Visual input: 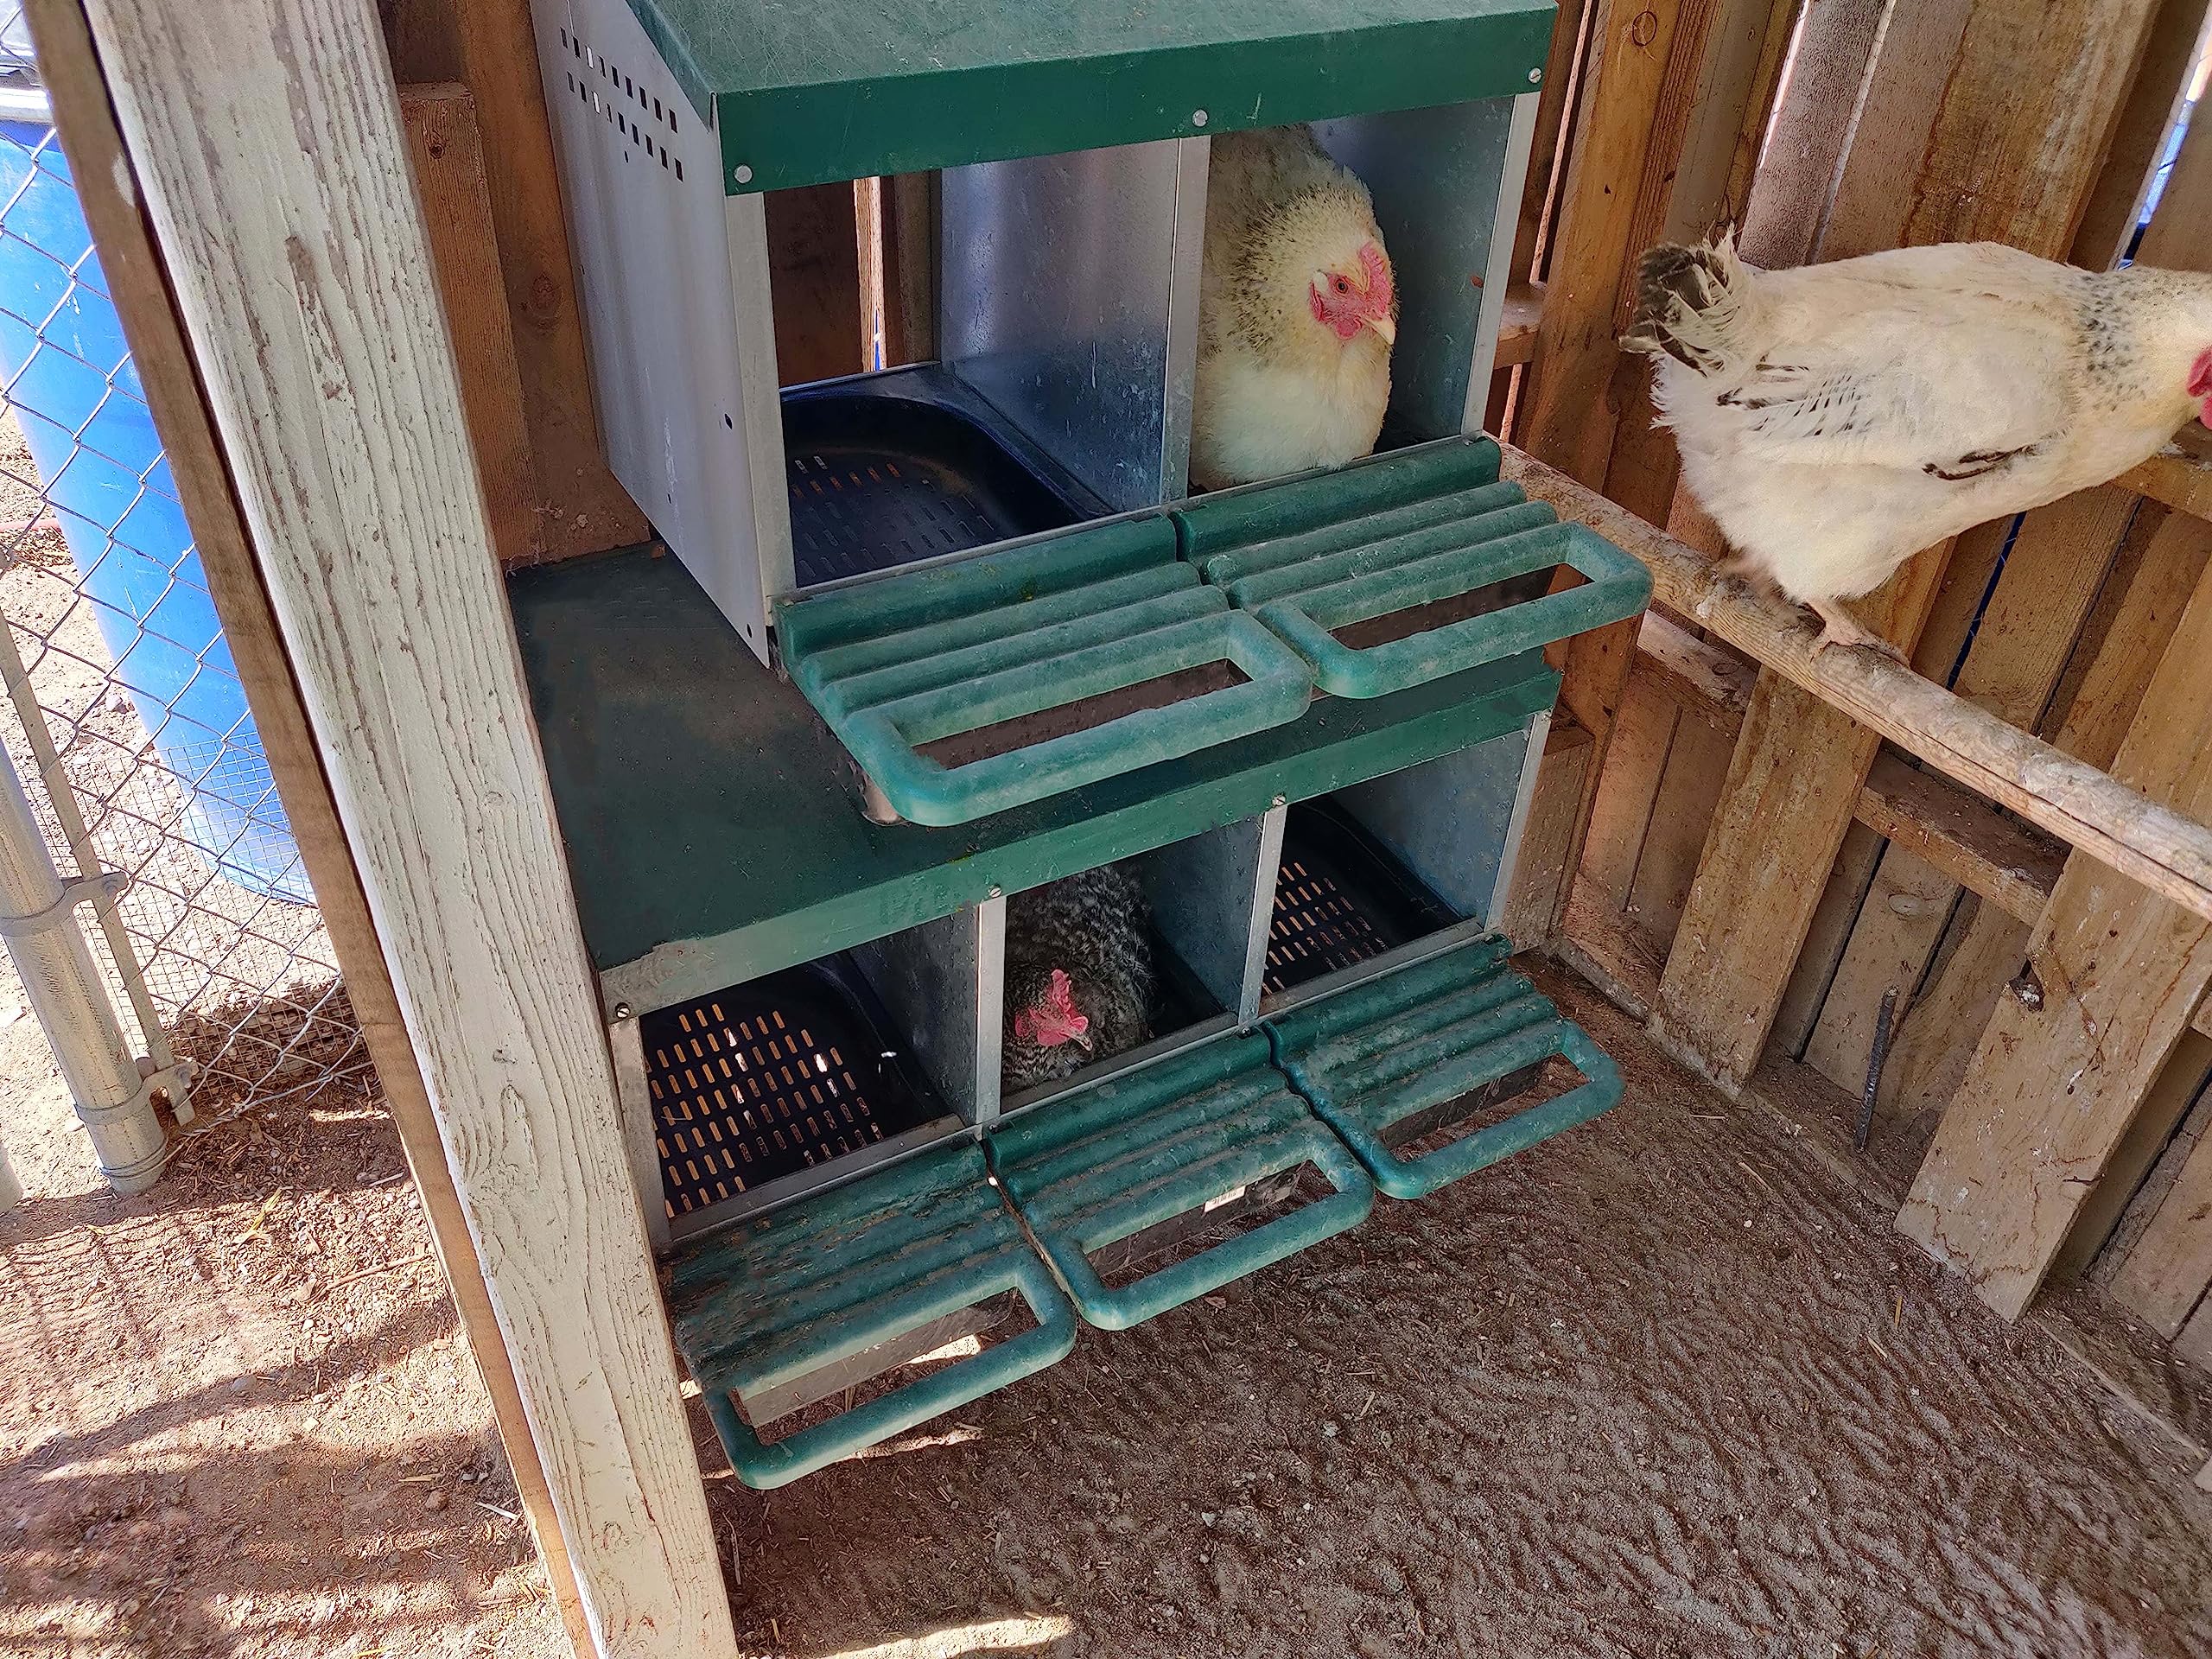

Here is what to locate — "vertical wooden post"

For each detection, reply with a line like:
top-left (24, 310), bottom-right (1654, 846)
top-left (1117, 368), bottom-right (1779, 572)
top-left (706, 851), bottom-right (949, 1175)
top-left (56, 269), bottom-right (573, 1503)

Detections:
top-left (74, 0), bottom-right (736, 1652)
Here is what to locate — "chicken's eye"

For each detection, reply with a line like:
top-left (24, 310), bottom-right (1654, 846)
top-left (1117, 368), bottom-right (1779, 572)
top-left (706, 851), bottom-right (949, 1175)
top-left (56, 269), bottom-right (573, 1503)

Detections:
top-left (1331, 276), bottom-right (1351, 296)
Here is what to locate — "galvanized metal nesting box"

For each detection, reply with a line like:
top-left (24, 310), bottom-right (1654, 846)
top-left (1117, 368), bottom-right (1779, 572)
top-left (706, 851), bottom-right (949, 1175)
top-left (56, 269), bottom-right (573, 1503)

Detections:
top-left (514, 0), bottom-right (1651, 1486)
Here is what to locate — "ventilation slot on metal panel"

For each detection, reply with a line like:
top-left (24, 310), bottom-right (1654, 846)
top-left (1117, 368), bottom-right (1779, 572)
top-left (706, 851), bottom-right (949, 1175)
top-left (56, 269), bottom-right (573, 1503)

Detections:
top-left (640, 961), bottom-right (938, 1223)
top-left (1264, 804), bottom-right (1458, 995)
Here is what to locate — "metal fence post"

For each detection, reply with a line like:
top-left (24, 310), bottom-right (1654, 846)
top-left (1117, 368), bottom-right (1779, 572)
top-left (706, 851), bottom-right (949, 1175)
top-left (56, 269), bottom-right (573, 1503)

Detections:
top-left (0, 733), bottom-right (164, 1192)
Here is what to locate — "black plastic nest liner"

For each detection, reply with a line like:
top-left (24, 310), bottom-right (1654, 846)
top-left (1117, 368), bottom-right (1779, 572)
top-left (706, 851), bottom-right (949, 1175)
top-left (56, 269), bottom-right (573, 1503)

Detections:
top-left (1266, 802), bottom-right (1459, 995)
top-left (639, 955), bottom-right (943, 1221)
top-left (782, 380), bottom-right (1089, 585)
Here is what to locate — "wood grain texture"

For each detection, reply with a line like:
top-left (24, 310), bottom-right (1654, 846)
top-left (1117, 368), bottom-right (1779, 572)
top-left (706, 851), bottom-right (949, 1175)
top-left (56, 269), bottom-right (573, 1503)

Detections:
top-left (385, 0), bottom-right (650, 562)
top-left (1876, 898), bottom-right (2028, 1126)
top-left (1494, 282), bottom-right (1543, 368)
top-left (1853, 753), bottom-right (2066, 929)
top-left (1815, 0), bottom-right (1975, 261)
top-left (2123, 23), bottom-right (2212, 275)
top-left (77, 0), bottom-right (735, 1650)
top-left (1636, 610), bottom-right (1755, 722)
top-left (765, 182), bottom-right (866, 386)
top-left (1738, 0), bottom-right (1886, 269)
top-left (1808, 487), bottom-right (2134, 1099)
top-left (1520, 0), bottom-right (1717, 487)
top-left (1899, 557), bottom-right (2212, 1320)
top-left (2101, 1045), bottom-right (2212, 1332)
top-left (400, 85), bottom-right (535, 570)
top-left (1899, 0), bottom-right (2164, 252)
top-left (2070, 0), bottom-right (2212, 270)
top-left (1512, 0), bottom-right (1596, 284)
top-left (1501, 717), bottom-right (1593, 948)
top-left (22, 3), bottom-right (593, 1650)
top-left (1504, 447), bottom-right (2212, 927)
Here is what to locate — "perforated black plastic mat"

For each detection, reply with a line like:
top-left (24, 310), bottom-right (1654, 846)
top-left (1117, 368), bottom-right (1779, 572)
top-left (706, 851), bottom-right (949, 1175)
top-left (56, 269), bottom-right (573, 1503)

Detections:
top-left (1265, 804), bottom-right (1458, 995)
top-left (639, 957), bottom-right (939, 1222)
top-left (782, 383), bottom-right (1083, 586)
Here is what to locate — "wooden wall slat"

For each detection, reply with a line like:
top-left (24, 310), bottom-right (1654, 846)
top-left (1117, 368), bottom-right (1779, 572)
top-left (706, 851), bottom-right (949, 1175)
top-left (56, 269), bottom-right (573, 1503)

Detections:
top-left (1738, 0), bottom-right (1886, 269)
top-left (1899, 557), bottom-right (2212, 1320)
top-left (2071, 0), bottom-right (2212, 270)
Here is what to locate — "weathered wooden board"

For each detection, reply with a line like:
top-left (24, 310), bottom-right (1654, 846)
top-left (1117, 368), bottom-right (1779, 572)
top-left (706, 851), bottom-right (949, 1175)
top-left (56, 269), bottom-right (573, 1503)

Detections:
top-left (78, 0), bottom-right (737, 1649)
top-left (1899, 557), bottom-right (2212, 1320)
top-left (385, 0), bottom-right (651, 562)
top-left (400, 85), bottom-right (536, 571)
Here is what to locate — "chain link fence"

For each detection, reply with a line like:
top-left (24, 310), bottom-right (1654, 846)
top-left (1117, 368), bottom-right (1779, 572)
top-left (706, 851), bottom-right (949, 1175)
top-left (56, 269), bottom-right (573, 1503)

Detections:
top-left (0, 13), bottom-right (369, 1154)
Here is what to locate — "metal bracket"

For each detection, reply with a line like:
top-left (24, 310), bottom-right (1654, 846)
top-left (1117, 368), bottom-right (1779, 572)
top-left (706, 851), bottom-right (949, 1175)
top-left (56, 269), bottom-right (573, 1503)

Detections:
top-left (78, 1057), bottom-right (199, 1132)
top-left (0, 868), bottom-right (127, 940)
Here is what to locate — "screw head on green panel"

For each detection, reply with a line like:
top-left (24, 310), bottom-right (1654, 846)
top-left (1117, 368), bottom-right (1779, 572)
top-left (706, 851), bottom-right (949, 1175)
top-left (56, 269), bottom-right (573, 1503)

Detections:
top-left (734, 163), bottom-right (754, 184)
top-left (1529, 68), bottom-right (1542, 84)
top-left (1192, 109), bottom-right (1209, 128)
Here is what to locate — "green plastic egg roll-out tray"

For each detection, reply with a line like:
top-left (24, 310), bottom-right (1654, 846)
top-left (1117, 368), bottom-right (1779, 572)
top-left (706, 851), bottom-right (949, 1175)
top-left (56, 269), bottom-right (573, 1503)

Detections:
top-left (987, 1033), bottom-right (1374, 1331)
top-left (1263, 936), bottom-right (1624, 1202)
top-left (666, 1140), bottom-right (1076, 1489)
top-left (1173, 439), bottom-right (1656, 701)
top-left (777, 515), bottom-right (1316, 826)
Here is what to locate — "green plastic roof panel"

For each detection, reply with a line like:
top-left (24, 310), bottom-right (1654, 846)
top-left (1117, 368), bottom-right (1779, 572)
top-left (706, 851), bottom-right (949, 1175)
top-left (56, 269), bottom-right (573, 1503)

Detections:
top-left (988, 1033), bottom-right (1373, 1330)
top-left (668, 1139), bottom-right (1076, 1488)
top-left (626, 0), bottom-right (1559, 194)
top-left (779, 518), bottom-right (1313, 827)
top-left (1175, 439), bottom-right (1654, 700)
top-left (1264, 936), bottom-right (1622, 1201)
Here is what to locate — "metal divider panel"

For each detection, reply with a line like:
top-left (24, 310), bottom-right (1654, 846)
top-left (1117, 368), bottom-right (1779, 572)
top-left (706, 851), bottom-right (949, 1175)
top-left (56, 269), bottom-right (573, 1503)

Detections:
top-left (1262, 937), bottom-right (1624, 1202)
top-left (779, 516), bottom-right (1313, 825)
top-left (1173, 438), bottom-right (1654, 699)
top-left (986, 1031), bottom-right (1373, 1331)
top-left (666, 1138), bottom-right (1076, 1491)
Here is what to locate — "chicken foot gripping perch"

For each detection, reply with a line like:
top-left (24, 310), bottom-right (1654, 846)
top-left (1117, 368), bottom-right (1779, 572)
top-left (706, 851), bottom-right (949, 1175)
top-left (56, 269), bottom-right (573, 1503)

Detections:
top-left (1624, 234), bottom-right (2212, 656)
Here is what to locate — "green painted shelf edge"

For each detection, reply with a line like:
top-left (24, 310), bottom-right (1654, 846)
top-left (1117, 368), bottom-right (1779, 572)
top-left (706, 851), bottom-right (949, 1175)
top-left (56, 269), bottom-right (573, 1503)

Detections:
top-left (613, 0), bottom-right (1557, 194)
top-left (987, 1033), bottom-right (1374, 1331)
top-left (1263, 938), bottom-right (1623, 1201)
top-left (509, 543), bottom-right (1560, 1016)
top-left (669, 1139), bottom-right (1077, 1489)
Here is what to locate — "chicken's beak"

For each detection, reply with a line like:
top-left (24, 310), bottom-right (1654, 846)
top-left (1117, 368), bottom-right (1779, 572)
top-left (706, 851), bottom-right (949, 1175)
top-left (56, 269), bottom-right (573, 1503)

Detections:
top-left (1364, 312), bottom-right (1397, 346)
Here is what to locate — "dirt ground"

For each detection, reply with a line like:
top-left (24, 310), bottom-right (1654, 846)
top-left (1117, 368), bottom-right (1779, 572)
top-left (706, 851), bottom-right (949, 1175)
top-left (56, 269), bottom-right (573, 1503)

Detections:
top-left (6, 966), bottom-right (2212, 1658)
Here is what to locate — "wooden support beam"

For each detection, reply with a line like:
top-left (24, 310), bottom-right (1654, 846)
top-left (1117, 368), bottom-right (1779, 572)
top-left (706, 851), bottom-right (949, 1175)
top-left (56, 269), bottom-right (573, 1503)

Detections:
top-left (2070, 0), bottom-right (2212, 270)
top-left (78, 0), bottom-right (736, 1650)
top-left (23, 3), bottom-right (593, 1649)
top-left (2103, 1049), bottom-right (2212, 1332)
top-left (1503, 447), bottom-right (2212, 929)
top-left (1854, 753), bottom-right (2067, 929)
top-left (1493, 282), bottom-right (1543, 369)
top-left (1899, 555), bottom-right (2212, 1320)
top-left (383, 0), bottom-right (649, 563)
top-left (400, 84), bottom-right (536, 573)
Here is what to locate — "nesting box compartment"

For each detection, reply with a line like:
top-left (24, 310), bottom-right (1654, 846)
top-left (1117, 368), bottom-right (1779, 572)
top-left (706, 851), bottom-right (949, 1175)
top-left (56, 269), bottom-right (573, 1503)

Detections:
top-left (666, 1137), bottom-right (1078, 1489)
top-left (525, 0), bottom-right (1564, 674)
top-left (510, 0), bottom-right (1651, 1491)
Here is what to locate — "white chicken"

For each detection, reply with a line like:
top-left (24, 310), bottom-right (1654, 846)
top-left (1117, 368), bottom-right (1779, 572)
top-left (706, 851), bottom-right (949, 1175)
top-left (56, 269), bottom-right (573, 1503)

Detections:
top-left (1191, 124), bottom-right (1398, 492)
top-left (1624, 235), bottom-right (2212, 652)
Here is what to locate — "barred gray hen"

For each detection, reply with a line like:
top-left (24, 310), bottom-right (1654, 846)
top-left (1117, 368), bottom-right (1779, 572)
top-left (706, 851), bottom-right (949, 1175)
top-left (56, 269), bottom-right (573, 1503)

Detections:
top-left (1000, 864), bottom-right (1154, 1095)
